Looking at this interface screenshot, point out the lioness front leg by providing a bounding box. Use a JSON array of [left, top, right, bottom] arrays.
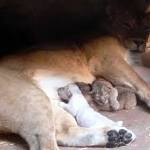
[[100, 56, 150, 108], [85, 37, 150, 108], [83, 37, 150, 107]]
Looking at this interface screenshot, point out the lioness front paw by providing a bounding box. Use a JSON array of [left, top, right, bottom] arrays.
[[106, 128, 135, 148]]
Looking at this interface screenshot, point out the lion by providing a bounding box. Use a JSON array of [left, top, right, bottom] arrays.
[[1, 36, 150, 149]]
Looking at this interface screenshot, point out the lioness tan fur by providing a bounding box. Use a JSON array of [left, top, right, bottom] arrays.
[[0, 36, 149, 149], [0, 67, 59, 150], [2, 36, 150, 105]]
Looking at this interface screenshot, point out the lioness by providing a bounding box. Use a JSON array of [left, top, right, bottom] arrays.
[[0, 36, 150, 149]]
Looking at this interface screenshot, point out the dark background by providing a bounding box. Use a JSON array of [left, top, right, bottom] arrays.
[[0, 0, 149, 54]]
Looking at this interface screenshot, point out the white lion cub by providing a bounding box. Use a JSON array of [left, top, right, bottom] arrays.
[[58, 84, 123, 128]]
